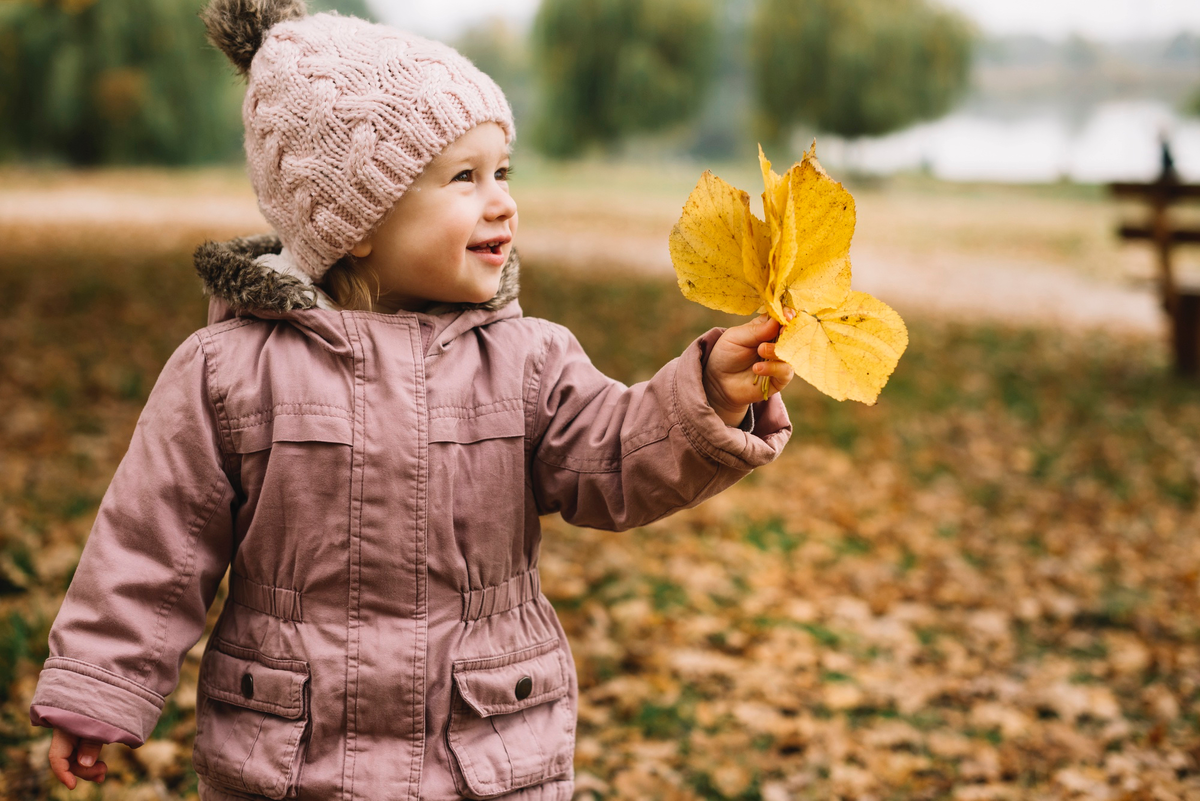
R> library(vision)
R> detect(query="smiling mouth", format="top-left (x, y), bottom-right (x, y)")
top-left (467, 238), bottom-right (509, 255)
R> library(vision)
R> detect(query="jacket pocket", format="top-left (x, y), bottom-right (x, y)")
top-left (447, 638), bottom-right (575, 799)
top-left (193, 639), bottom-right (311, 800)
top-left (229, 409), bottom-right (354, 454)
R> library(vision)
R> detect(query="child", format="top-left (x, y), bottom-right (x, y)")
top-left (29, 1), bottom-right (794, 798)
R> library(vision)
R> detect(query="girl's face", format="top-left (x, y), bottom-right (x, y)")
top-left (349, 122), bottom-right (517, 313)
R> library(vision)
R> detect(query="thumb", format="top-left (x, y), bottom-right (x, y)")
top-left (77, 740), bottom-right (104, 767)
top-left (722, 314), bottom-right (780, 350)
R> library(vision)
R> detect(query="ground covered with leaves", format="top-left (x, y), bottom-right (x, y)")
top-left (1, 237), bottom-right (1199, 800)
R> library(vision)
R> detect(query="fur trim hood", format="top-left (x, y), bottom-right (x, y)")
top-left (193, 233), bottom-right (521, 316)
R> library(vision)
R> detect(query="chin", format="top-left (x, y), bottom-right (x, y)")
top-left (465, 281), bottom-right (502, 305)
top-left (465, 290), bottom-right (498, 305)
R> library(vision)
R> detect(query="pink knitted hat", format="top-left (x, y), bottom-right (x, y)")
top-left (202, 0), bottom-right (515, 282)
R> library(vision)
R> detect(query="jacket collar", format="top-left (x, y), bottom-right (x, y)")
top-left (194, 233), bottom-right (523, 354)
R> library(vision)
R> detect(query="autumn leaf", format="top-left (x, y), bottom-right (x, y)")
top-left (775, 291), bottom-right (909, 404)
top-left (669, 142), bottom-right (908, 404)
top-left (668, 171), bottom-right (766, 317)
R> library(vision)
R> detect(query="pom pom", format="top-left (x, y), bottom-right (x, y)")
top-left (200, 0), bottom-right (308, 77)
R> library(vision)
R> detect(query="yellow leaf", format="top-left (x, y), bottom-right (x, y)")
top-left (758, 144), bottom-right (789, 259)
top-left (669, 171), bottom-right (764, 316)
top-left (741, 211), bottom-right (772, 309)
top-left (669, 142), bottom-right (908, 403)
top-left (775, 291), bottom-right (909, 405)
top-left (774, 150), bottom-right (855, 315)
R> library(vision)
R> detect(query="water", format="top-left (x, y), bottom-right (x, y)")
top-left (819, 100), bottom-right (1200, 183)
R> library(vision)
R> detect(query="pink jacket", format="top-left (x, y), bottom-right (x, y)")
top-left (30, 236), bottom-right (791, 801)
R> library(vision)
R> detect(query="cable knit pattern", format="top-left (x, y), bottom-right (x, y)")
top-left (243, 12), bottom-right (515, 280)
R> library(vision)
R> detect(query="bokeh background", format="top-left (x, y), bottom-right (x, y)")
top-left (3, 0), bottom-right (1200, 798)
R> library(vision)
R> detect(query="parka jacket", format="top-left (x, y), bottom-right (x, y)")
top-left (30, 235), bottom-right (792, 801)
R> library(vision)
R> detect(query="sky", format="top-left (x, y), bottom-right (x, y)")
top-left (368, 0), bottom-right (1200, 43)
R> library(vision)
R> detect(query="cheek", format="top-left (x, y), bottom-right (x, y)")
top-left (401, 228), bottom-right (461, 265)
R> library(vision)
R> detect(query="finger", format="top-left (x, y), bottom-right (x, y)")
top-left (752, 359), bottom-right (794, 387)
top-left (722, 314), bottom-right (780, 350)
top-left (757, 341), bottom-right (778, 360)
top-left (69, 758), bottom-right (108, 783)
top-left (48, 730), bottom-right (79, 789)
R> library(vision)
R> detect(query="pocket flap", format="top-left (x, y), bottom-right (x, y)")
top-left (451, 639), bottom-right (569, 718)
top-left (429, 403), bottom-right (525, 444)
top-left (199, 640), bottom-right (309, 720)
top-left (231, 413), bottom-right (353, 453)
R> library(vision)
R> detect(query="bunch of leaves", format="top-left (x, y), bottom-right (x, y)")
top-left (749, 0), bottom-right (974, 144)
top-left (531, 0), bottom-right (717, 157)
top-left (670, 144), bottom-right (908, 404)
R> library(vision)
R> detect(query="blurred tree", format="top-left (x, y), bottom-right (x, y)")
top-left (0, 0), bottom-right (372, 166)
top-left (455, 19), bottom-right (535, 136)
top-left (750, 0), bottom-right (974, 148)
top-left (531, 0), bottom-right (716, 157)
top-left (687, 0), bottom-right (754, 159)
top-left (0, 0), bottom-right (242, 164)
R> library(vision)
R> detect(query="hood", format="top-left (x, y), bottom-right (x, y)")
top-left (193, 233), bottom-right (522, 317)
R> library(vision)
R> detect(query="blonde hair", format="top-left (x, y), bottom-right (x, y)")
top-left (320, 254), bottom-right (380, 311)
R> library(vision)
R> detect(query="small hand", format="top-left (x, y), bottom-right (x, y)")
top-left (48, 728), bottom-right (107, 789)
top-left (703, 313), bottom-right (796, 427)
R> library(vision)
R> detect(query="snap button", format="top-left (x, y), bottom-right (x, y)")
top-left (241, 672), bottom-right (255, 699)
top-left (514, 676), bottom-right (533, 701)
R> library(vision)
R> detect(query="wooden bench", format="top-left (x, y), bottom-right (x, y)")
top-left (1111, 153), bottom-right (1200, 375)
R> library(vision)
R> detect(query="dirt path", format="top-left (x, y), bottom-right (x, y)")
top-left (0, 181), bottom-right (1165, 337)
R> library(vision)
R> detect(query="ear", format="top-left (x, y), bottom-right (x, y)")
top-left (349, 238), bottom-right (373, 258)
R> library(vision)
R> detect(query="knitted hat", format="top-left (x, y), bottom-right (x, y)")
top-left (201, 0), bottom-right (515, 283)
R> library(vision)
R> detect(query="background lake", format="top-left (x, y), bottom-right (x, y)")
top-left (823, 100), bottom-right (1200, 183)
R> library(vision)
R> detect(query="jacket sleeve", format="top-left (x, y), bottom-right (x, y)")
top-left (529, 323), bottom-right (791, 531)
top-left (29, 334), bottom-right (236, 746)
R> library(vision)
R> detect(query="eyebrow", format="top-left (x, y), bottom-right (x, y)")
top-left (436, 150), bottom-right (510, 171)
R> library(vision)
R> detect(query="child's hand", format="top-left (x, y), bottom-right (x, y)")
top-left (703, 313), bottom-right (795, 427)
top-left (48, 727), bottom-right (107, 789)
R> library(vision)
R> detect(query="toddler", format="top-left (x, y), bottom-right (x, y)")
top-left (29, 1), bottom-right (793, 798)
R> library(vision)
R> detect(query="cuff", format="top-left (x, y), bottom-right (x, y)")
top-left (30, 658), bottom-right (164, 748)
top-left (30, 705), bottom-right (142, 747)
top-left (672, 328), bottom-right (792, 471)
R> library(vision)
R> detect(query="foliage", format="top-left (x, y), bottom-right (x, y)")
top-left (670, 145), bottom-right (907, 403)
top-left (749, 0), bottom-right (975, 145)
top-left (306, 0), bottom-right (373, 19)
top-left (0, 0), bottom-right (373, 166)
top-left (530, 0), bottom-right (717, 157)
top-left (0, 0), bottom-right (245, 165)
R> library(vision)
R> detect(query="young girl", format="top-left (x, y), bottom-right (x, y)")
top-left (29, 1), bottom-right (794, 798)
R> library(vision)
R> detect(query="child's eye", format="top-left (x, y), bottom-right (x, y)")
top-left (495, 166), bottom-right (512, 181)
top-left (452, 170), bottom-right (473, 182)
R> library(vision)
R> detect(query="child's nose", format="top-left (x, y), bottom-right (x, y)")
top-left (485, 183), bottom-right (518, 221)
